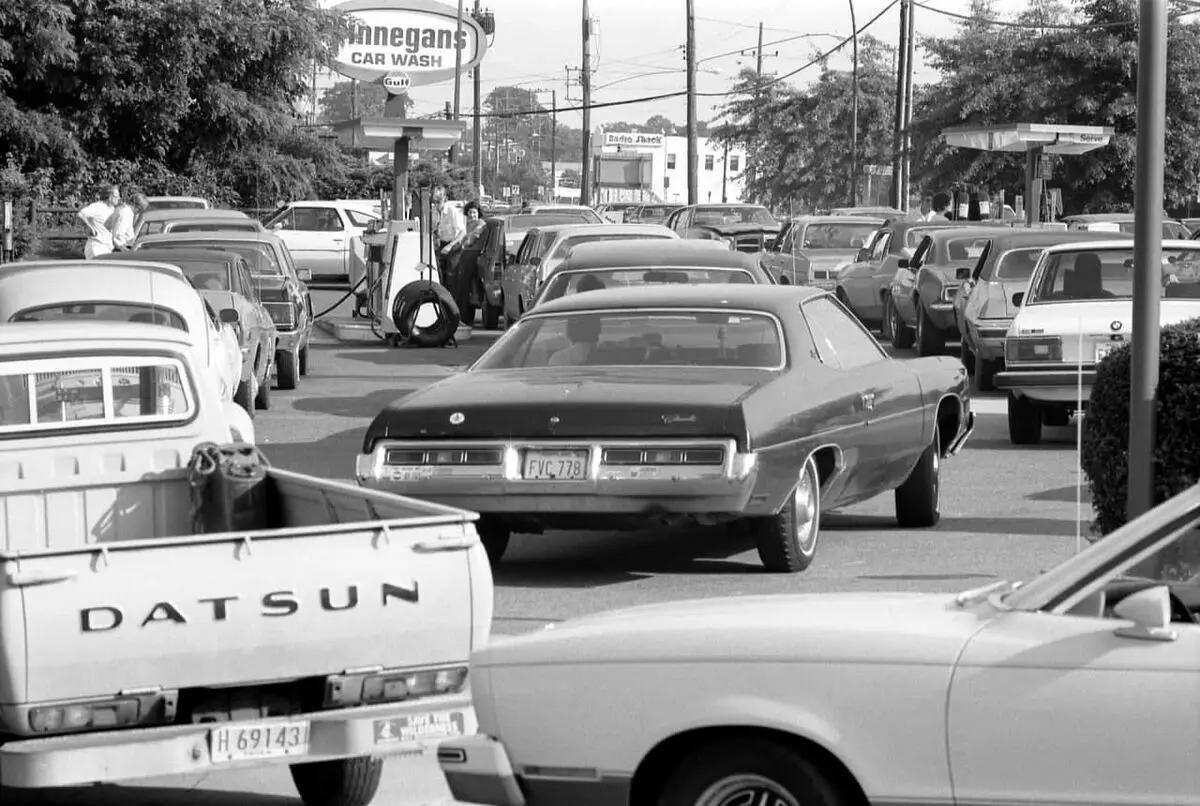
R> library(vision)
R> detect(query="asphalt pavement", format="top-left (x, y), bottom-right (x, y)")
top-left (16, 288), bottom-right (1092, 806)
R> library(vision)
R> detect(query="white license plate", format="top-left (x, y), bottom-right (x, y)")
top-left (1095, 343), bottom-right (1117, 362)
top-left (523, 450), bottom-right (589, 480)
top-left (373, 710), bottom-right (466, 746)
top-left (209, 719), bottom-right (310, 763)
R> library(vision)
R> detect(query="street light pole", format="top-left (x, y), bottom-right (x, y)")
top-left (848, 0), bottom-right (859, 207)
top-left (1127, 0), bottom-right (1167, 522)
top-left (685, 0), bottom-right (698, 205)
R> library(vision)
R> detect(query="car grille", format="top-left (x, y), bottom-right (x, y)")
top-left (734, 234), bottom-right (763, 253)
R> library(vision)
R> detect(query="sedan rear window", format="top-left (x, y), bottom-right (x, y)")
top-left (167, 260), bottom-right (231, 291)
top-left (994, 248), bottom-right (1042, 281)
top-left (539, 268), bottom-right (755, 303)
top-left (550, 232), bottom-right (673, 260)
top-left (1026, 247), bottom-right (1200, 303)
top-left (475, 310), bottom-right (784, 370)
top-left (166, 221), bottom-right (261, 233)
top-left (12, 303), bottom-right (188, 331)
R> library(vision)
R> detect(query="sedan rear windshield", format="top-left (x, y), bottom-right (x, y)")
top-left (167, 261), bottom-right (232, 291)
top-left (506, 213), bottom-right (591, 232)
top-left (1026, 247), bottom-right (1200, 304)
top-left (12, 303), bottom-right (188, 331)
top-left (145, 200), bottom-right (207, 211)
top-left (944, 237), bottom-right (991, 262)
top-left (801, 223), bottom-right (877, 249)
top-left (166, 221), bottom-right (260, 233)
top-left (539, 268), bottom-right (755, 303)
top-left (994, 248), bottom-right (1043, 280)
top-left (550, 232), bottom-right (674, 260)
top-left (475, 310), bottom-right (784, 370)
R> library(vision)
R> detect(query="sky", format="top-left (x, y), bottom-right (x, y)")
top-left (315, 0), bottom-right (1032, 130)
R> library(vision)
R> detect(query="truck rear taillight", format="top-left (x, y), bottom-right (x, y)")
top-left (28, 690), bottom-right (177, 734)
top-left (325, 665), bottom-right (469, 708)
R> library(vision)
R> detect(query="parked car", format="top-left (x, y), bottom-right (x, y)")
top-left (357, 284), bottom-right (974, 571)
top-left (665, 203), bottom-right (782, 253)
top-left (122, 248), bottom-right (277, 415)
top-left (498, 212), bottom-right (594, 257)
top-left (761, 215), bottom-right (884, 287)
top-left (158, 217), bottom-right (265, 236)
top-left (502, 223), bottom-right (679, 325)
top-left (626, 203), bottom-right (681, 225)
top-left (136, 208), bottom-right (250, 239)
top-left (953, 230), bottom-right (1125, 390)
top-left (0, 260), bottom-right (241, 404)
top-left (264, 200), bottom-right (382, 281)
top-left (135, 231), bottom-right (314, 389)
top-left (524, 203), bottom-right (604, 224)
top-left (0, 324), bottom-right (492, 806)
top-left (439, 479), bottom-right (1200, 806)
top-left (835, 219), bottom-right (1005, 331)
top-left (1061, 213), bottom-right (1191, 239)
top-left (995, 239), bottom-right (1200, 444)
top-left (531, 240), bottom-right (771, 309)
top-left (143, 196), bottom-right (210, 211)
top-left (888, 227), bottom-right (999, 355)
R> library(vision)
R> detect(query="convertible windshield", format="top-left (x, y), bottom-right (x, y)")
top-left (474, 310), bottom-right (784, 370)
top-left (994, 248), bottom-right (1042, 281)
top-left (538, 268), bottom-right (755, 303)
top-left (692, 206), bottom-right (777, 227)
top-left (801, 223), bottom-right (876, 250)
top-left (1025, 247), bottom-right (1200, 304)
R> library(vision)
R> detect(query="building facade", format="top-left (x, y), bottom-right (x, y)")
top-left (587, 130), bottom-right (749, 206)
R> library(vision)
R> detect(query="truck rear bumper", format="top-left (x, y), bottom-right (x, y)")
top-left (0, 694), bottom-right (475, 788)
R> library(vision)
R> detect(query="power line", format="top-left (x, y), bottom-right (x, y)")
top-left (475, 0), bottom-right (901, 119)
top-left (912, 0), bottom-right (1200, 30)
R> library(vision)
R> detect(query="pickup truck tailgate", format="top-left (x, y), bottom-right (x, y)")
top-left (10, 519), bottom-right (479, 703)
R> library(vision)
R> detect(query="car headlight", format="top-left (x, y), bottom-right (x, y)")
top-left (720, 236), bottom-right (735, 250)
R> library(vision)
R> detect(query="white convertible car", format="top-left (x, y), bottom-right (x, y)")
top-left (440, 485), bottom-right (1200, 806)
top-left (994, 239), bottom-right (1200, 445)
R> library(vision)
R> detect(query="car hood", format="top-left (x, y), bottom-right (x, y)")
top-left (699, 222), bottom-right (780, 235)
top-left (1011, 297), bottom-right (1200, 335)
top-left (472, 592), bottom-right (991, 668)
top-left (799, 248), bottom-right (860, 265)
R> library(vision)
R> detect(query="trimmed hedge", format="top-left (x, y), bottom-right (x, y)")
top-left (1082, 316), bottom-right (1200, 536)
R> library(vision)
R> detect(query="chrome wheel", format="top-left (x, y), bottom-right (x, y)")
top-left (794, 467), bottom-right (818, 556)
top-left (697, 774), bottom-right (800, 806)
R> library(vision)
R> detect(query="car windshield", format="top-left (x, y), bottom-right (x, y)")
top-left (801, 223), bottom-right (877, 249)
top-left (506, 213), bottom-right (591, 234)
top-left (944, 237), bottom-right (991, 263)
top-left (475, 310), bottom-right (783, 370)
top-left (1026, 247), bottom-right (1200, 304)
top-left (156, 242), bottom-right (282, 276)
top-left (994, 248), bottom-right (1043, 280)
top-left (539, 268), bottom-right (755, 303)
top-left (549, 233), bottom-right (673, 260)
top-left (11, 303), bottom-right (188, 331)
top-left (692, 206), bottom-right (776, 226)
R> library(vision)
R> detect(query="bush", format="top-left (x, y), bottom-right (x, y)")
top-left (1082, 316), bottom-right (1200, 536)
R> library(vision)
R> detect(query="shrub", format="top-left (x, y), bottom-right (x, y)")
top-left (1082, 316), bottom-right (1200, 536)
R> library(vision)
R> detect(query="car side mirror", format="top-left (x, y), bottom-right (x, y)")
top-left (897, 258), bottom-right (910, 269)
top-left (271, 222), bottom-right (284, 231)
top-left (1011, 292), bottom-right (1024, 307)
top-left (219, 308), bottom-right (240, 324)
top-left (296, 268), bottom-right (312, 281)
top-left (955, 267), bottom-right (971, 280)
top-left (1112, 585), bottom-right (1177, 642)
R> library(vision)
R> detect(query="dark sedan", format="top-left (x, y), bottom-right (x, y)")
top-left (530, 239), bottom-right (770, 309)
top-left (356, 284), bottom-right (974, 573)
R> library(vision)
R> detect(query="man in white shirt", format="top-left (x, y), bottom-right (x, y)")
top-left (110, 193), bottom-right (150, 251)
top-left (77, 185), bottom-right (120, 259)
top-left (909, 192), bottom-right (937, 222)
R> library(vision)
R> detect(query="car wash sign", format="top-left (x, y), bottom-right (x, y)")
top-left (332, 0), bottom-right (488, 87)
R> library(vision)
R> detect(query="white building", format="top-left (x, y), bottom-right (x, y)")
top-left (589, 130), bottom-right (748, 206)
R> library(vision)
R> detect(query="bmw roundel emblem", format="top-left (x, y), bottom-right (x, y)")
top-left (1110, 321), bottom-right (1123, 332)
top-left (449, 412), bottom-right (465, 425)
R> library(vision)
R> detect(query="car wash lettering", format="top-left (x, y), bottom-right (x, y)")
top-left (347, 24), bottom-right (467, 68)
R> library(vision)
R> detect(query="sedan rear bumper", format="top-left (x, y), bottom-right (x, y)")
top-left (995, 368), bottom-right (1096, 403)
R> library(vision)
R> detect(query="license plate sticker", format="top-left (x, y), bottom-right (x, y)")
top-left (523, 450), bottom-right (589, 480)
top-left (374, 710), bottom-right (466, 745)
top-left (209, 719), bottom-right (310, 763)
top-left (1095, 343), bottom-right (1117, 362)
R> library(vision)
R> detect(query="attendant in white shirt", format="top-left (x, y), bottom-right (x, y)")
top-left (77, 185), bottom-right (120, 259)
top-left (110, 193), bottom-right (150, 251)
top-left (909, 192), bottom-right (937, 221)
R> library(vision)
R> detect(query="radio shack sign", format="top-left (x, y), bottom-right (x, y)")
top-left (604, 132), bottom-right (665, 148)
top-left (332, 0), bottom-right (488, 87)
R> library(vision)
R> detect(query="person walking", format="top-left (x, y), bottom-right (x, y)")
top-left (77, 185), bottom-right (120, 259)
top-left (110, 192), bottom-right (150, 251)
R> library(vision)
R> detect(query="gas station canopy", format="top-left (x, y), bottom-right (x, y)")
top-left (331, 117), bottom-right (467, 152)
top-left (939, 123), bottom-right (1115, 156)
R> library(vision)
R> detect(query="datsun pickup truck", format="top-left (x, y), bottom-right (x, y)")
top-left (0, 320), bottom-right (492, 806)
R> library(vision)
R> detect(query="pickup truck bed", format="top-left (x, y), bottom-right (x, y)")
top-left (0, 457), bottom-right (492, 790)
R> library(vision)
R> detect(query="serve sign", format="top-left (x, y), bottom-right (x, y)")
top-left (382, 73), bottom-right (411, 93)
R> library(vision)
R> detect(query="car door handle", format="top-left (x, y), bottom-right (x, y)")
top-left (860, 392), bottom-right (876, 412)
top-left (412, 536), bottom-right (477, 552)
top-left (331, 239), bottom-right (344, 244)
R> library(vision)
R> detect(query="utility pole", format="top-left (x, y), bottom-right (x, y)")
top-left (471, 0), bottom-right (482, 193)
top-left (848, 0), bottom-right (859, 207)
top-left (739, 24), bottom-right (776, 205)
top-left (551, 90), bottom-right (558, 202)
top-left (685, 0), bottom-right (698, 205)
top-left (890, 0), bottom-right (908, 210)
top-left (449, 0), bottom-right (466, 163)
top-left (901, 0), bottom-right (915, 211)
top-left (580, 0), bottom-right (593, 207)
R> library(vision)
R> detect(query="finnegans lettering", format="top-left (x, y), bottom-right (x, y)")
top-left (78, 581), bottom-right (419, 632)
top-left (347, 25), bottom-right (468, 54)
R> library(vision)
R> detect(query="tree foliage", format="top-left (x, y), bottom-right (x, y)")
top-left (318, 80), bottom-right (412, 123)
